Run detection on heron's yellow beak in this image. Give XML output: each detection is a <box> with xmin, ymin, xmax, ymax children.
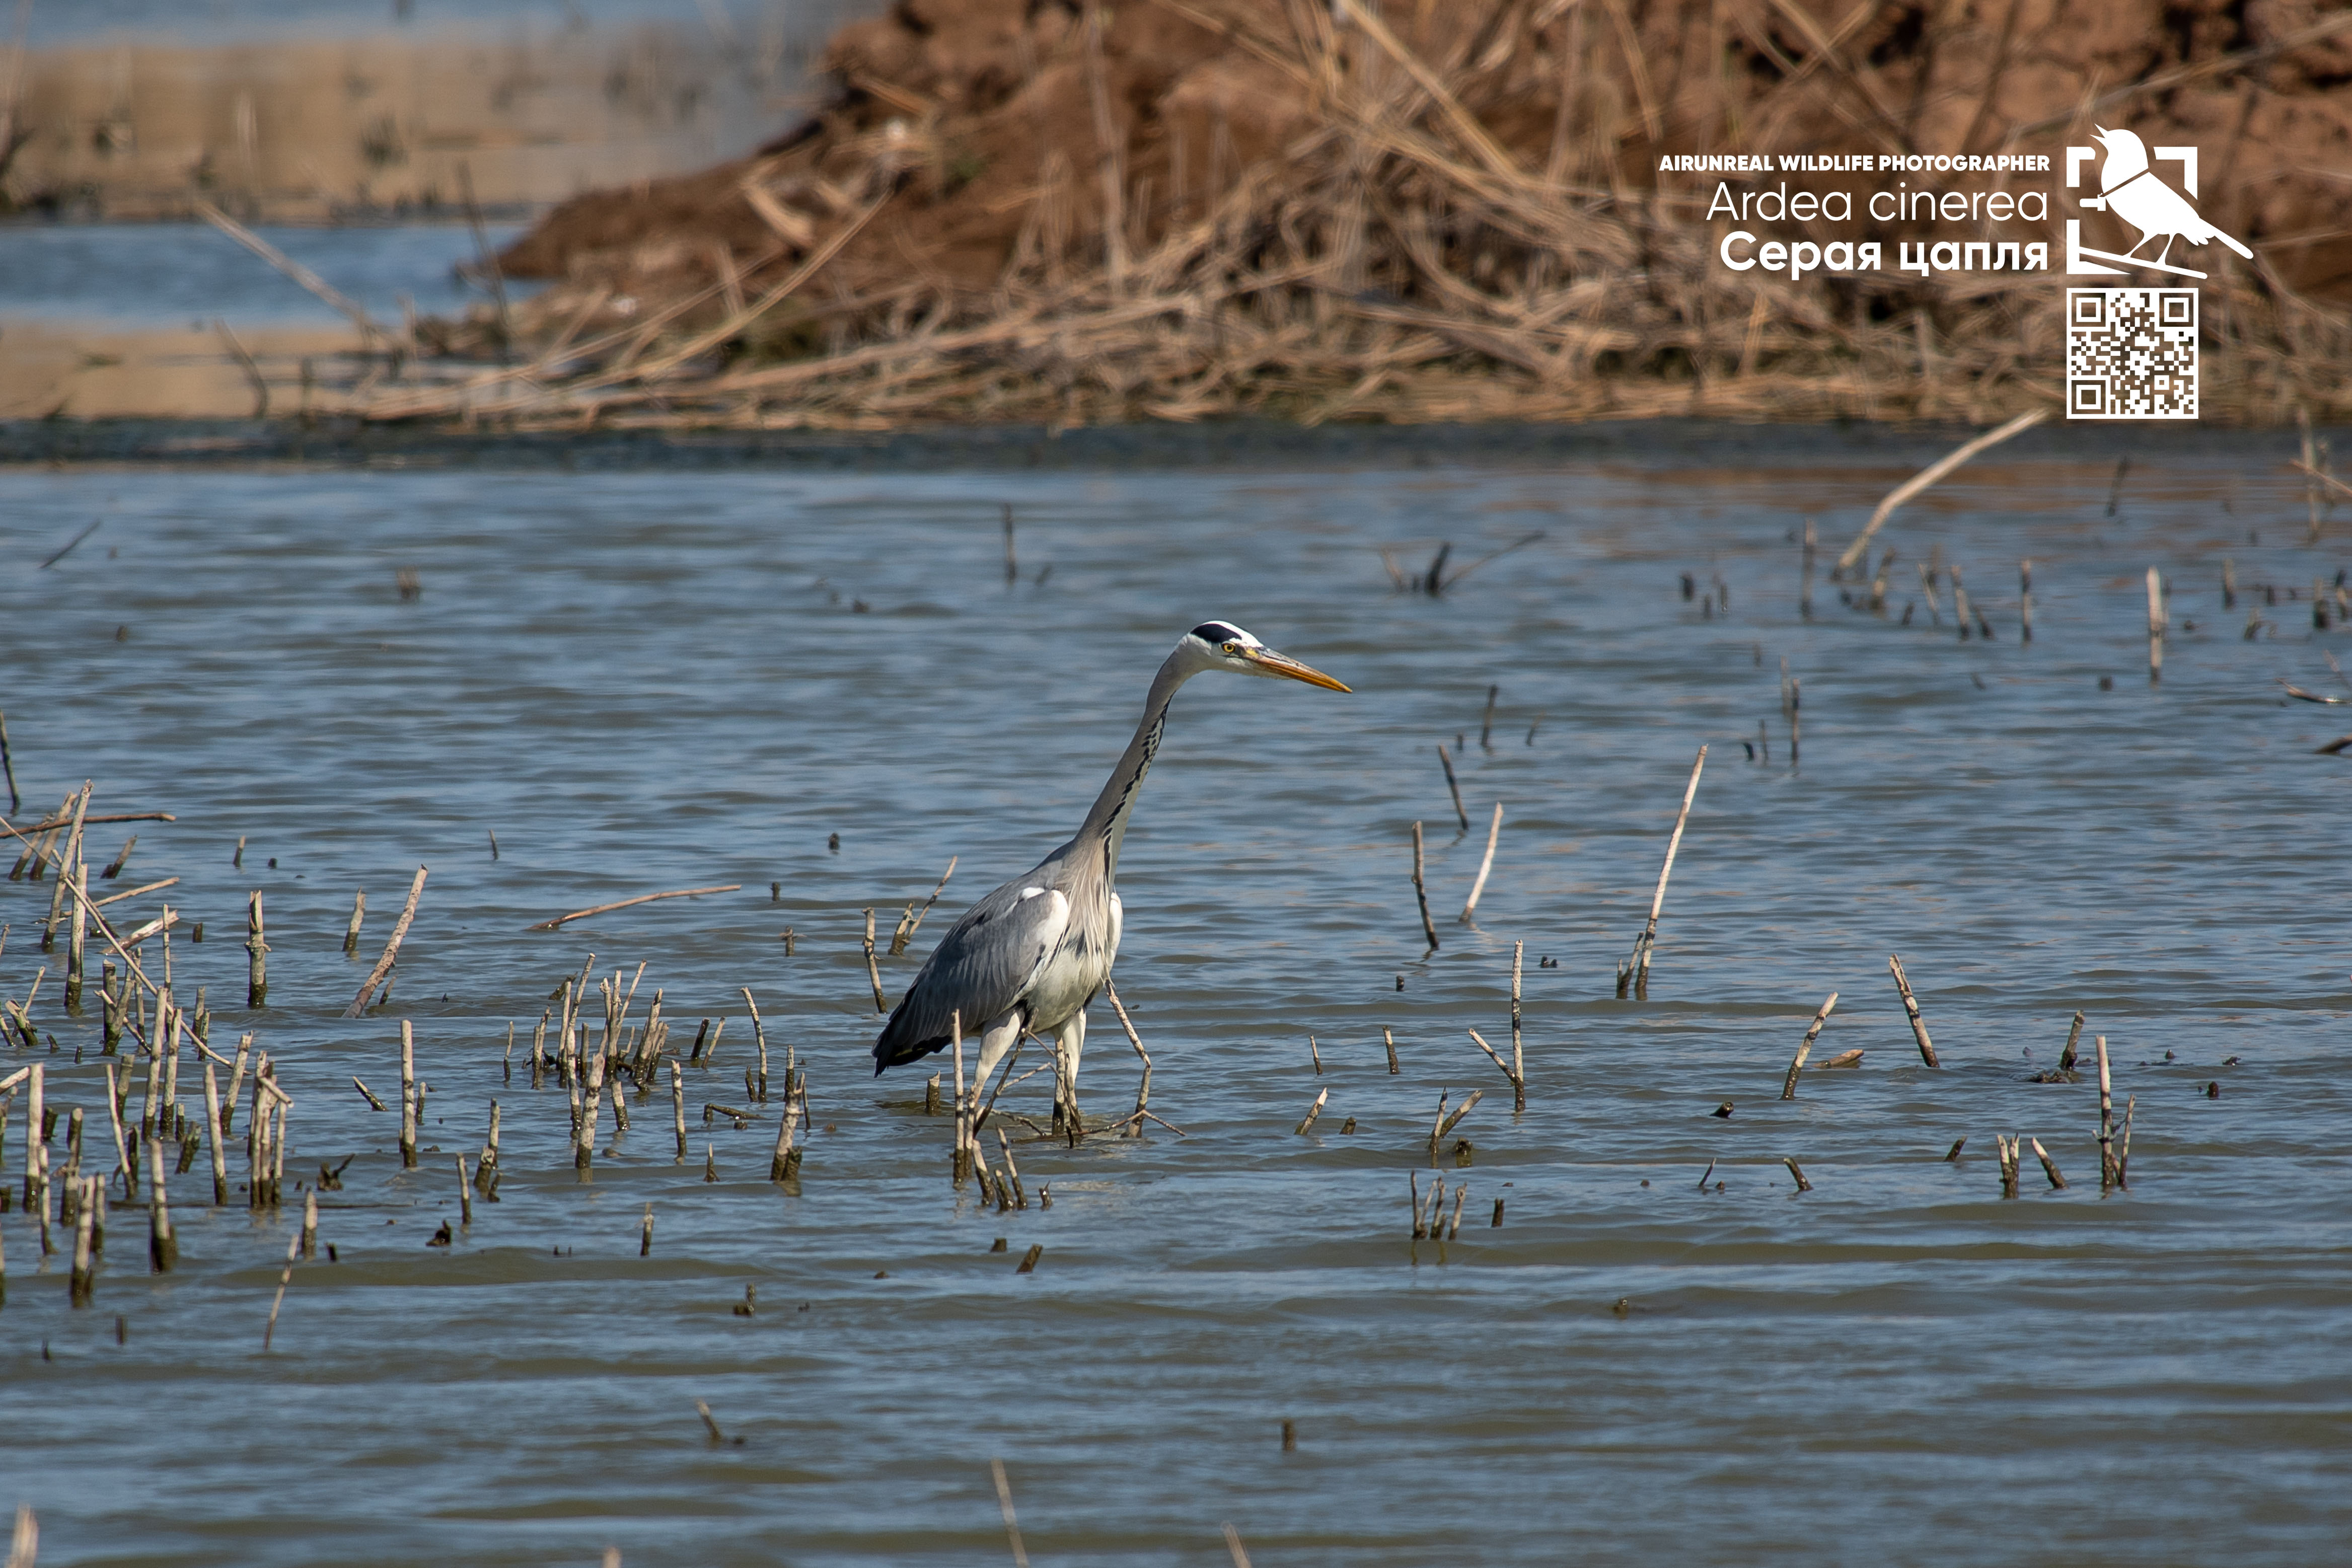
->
<box><xmin>1247</xmin><ymin>647</ymin><xmax>1352</xmax><ymax>692</ymax></box>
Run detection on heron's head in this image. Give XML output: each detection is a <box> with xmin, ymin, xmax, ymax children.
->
<box><xmin>1178</xmin><ymin>621</ymin><xmax>1351</xmax><ymax>691</ymax></box>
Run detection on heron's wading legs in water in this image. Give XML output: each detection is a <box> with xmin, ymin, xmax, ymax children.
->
<box><xmin>871</xmin><ymin>622</ymin><xmax>1350</xmax><ymax>1137</ymax></box>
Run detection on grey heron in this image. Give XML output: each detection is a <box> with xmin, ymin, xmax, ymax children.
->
<box><xmin>871</xmin><ymin>621</ymin><xmax>1350</xmax><ymax>1124</ymax></box>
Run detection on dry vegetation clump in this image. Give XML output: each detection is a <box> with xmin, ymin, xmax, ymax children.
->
<box><xmin>366</xmin><ymin>0</ymin><xmax>2352</xmax><ymax>429</ymax></box>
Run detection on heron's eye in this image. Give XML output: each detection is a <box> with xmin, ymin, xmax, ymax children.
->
<box><xmin>1222</xmin><ymin>641</ymin><xmax>1241</xmax><ymax>655</ymax></box>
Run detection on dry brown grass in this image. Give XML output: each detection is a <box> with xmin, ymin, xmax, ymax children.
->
<box><xmin>354</xmin><ymin>0</ymin><xmax>2352</xmax><ymax>430</ymax></box>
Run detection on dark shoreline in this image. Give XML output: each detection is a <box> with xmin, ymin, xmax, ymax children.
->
<box><xmin>0</xmin><ymin>417</ymin><xmax>2323</xmax><ymax>472</ymax></box>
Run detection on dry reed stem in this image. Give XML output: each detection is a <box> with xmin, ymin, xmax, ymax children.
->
<box><xmin>1625</xmin><ymin>745</ymin><xmax>1705</xmax><ymax>998</ymax></box>
<box><xmin>1887</xmin><ymin>954</ymin><xmax>1940</xmax><ymax>1069</ymax></box>
<box><xmin>1410</xmin><ymin>820</ymin><xmax>1439</xmax><ymax>952</ymax></box>
<box><xmin>1458</xmin><ymin>801</ymin><xmax>1503</xmax><ymax>922</ymax></box>
<box><xmin>344</xmin><ymin>866</ymin><xmax>425</xmax><ymax>1017</ymax></box>
<box><xmin>196</xmin><ymin>200</ymin><xmax>384</xmax><ymax>341</ymax></box>
<box><xmin>527</xmin><ymin>884</ymin><xmax>740</xmax><ymax>931</ymax></box>
<box><xmin>1832</xmin><ymin>411</ymin><xmax>2047</xmax><ymax>578</ymax></box>
<box><xmin>1780</xmin><ymin>992</ymin><xmax>1839</xmax><ymax>1099</ymax></box>
<box><xmin>327</xmin><ymin>0</ymin><xmax>2352</xmax><ymax>434</ymax></box>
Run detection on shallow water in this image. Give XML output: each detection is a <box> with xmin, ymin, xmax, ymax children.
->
<box><xmin>0</xmin><ymin>431</ymin><xmax>2348</xmax><ymax>1565</ymax></box>
<box><xmin>0</xmin><ymin>222</ymin><xmax>528</xmax><ymax>331</ymax></box>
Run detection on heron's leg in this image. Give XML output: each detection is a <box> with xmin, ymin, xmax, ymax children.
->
<box><xmin>1053</xmin><ymin>1010</ymin><xmax>1088</xmax><ymax>1139</ymax></box>
<box><xmin>967</xmin><ymin>1010</ymin><xmax>1023</xmax><ymax>1127</ymax></box>
<box><xmin>2155</xmin><ymin>233</ymin><xmax>2177</xmax><ymax>267</ymax></box>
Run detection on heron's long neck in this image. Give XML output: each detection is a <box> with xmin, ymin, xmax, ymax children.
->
<box><xmin>1076</xmin><ymin>650</ymin><xmax>1192</xmax><ymax>877</ymax></box>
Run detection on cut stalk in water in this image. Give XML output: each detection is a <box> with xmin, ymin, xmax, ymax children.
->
<box><xmin>1887</xmin><ymin>954</ymin><xmax>1940</xmax><ymax>1068</ymax></box>
<box><xmin>1410</xmin><ymin>820</ymin><xmax>1439</xmax><ymax>952</ymax></box>
<box><xmin>344</xmin><ymin>866</ymin><xmax>425</xmax><ymax>1016</ymax></box>
<box><xmin>1623</xmin><ymin>746</ymin><xmax>1706</xmax><ymax>999</ymax></box>
<box><xmin>1780</xmin><ymin>992</ymin><xmax>1839</xmax><ymax>1100</ymax></box>
<box><xmin>1832</xmin><ymin>410</ymin><xmax>2046</xmax><ymax>577</ymax></box>
<box><xmin>1459</xmin><ymin>802</ymin><xmax>1503</xmax><ymax>923</ymax></box>
<box><xmin>1436</xmin><ymin>743</ymin><xmax>1468</xmax><ymax>832</ymax></box>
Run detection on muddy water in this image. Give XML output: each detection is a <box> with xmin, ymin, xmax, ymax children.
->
<box><xmin>0</xmin><ymin>432</ymin><xmax>2347</xmax><ymax>1565</ymax></box>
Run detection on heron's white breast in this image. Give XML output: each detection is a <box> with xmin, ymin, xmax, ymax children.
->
<box><xmin>1022</xmin><ymin>888</ymin><xmax>1116</xmax><ymax>1029</ymax></box>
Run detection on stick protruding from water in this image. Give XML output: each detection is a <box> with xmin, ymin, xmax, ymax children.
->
<box><xmin>1621</xmin><ymin>746</ymin><xmax>1705</xmax><ymax>999</ymax></box>
<box><xmin>1887</xmin><ymin>954</ymin><xmax>1940</xmax><ymax>1068</ymax></box>
<box><xmin>1780</xmin><ymin>992</ymin><xmax>1839</xmax><ymax>1100</ymax></box>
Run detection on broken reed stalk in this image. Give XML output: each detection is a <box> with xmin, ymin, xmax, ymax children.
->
<box><xmin>671</xmin><ymin>1060</ymin><xmax>688</xmax><ymax>1160</ymax></box>
<box><xmin>145</xmin><ymin>1132</ymin><xmax>176</xmax><ymax>1272</ymax></box>
<box><xmin>992</xmin><ymin>1457</ymin><xmax>1032</xmax><ymax>1568</ymax></box>
<box><xmin>897</xmin><ymin>855</ymin><xmax>958</xmax><ymax>952</ymax></box>
<box><xmin>68</xmin><ymin>1175</ymin><xmax>95</xmax><ymax>1306</ymax></box>
<box><xmin>399</xmin><ymin>1020</ymin><xmax>418</xmax><ymax>1169</ymax></box>
<box><xmin>2060</xmin><ymin>1010</ymin><xmax>2085</xmax><ymax>1074</ymax></box>
<box><xmin>479</xmin><ymin>1102</ymin><xmax>501</xmax><ymax>1191</ymax></box>
<box><xmin>1832</xmin><ymin>411</ymin><xmax>2048</xmax><ymax>577</ymax></box>
<box><xmin>1465</xmin><ymin>1028</ymin><xmax>1524</xmax><ymax>1108</ymax></box>
<box><xmin>862</xmin><ymin>908</ymin><xmax>888</xmax><ymax>1012</ymax></box>
<box><xmin>1295</xmin><ymin>1087</ymin><xmax>1329</xmax><ymax>1135</ymax></box>
<box><xmin>41</xmin><ymin>782</ymin><xmax>89</xmax><ymax>951</ymax></box>
<box><xmin>1458</xmin><ymin>801</ymin><xmax>1503</xmax><ymax>923</ymax></box>
<box><xmin>1996</xmin><ymin>1134</ymin><xmax>2021</xmax><ymax>1197</ymax></box>
<box><xmin>1436</xmin><ymin>743</ymin><xmax>1468</xmax><ymax>832</ymax></box>
<box><xmin>202</xmin><ymin>1062</ymin><xmax>226</xmax><ymax>1204</ymax></box>
<box><xmin>741</xmin><ymin>987</ymin><xmax>769</xmax><ymax>1100</ymax></box>
<box><xmin>196</xmin><ymin>199</ymin><xmax>385</xmax><ymax>341</ymax></box>
<box><xmin>2116</xmin><ymin>1095</ymin><xmax>2135</xmax><ymax>1188</ymax></box>
<box><xmin>65</xmin><ymin>865</ymin><xmax>86</xmax><ymax>1011</ymax></box>
<box><xmin>1780</xmin><ymin>992</ymin><xmax>1840</xmax><ymax>1099</ymax></box>
<box><xmin>1623</xmin><ymin>746</ymin><xmax>1706</xmax><ymax>999</ymax></box>
<box><xmin>526</xmin><ymin>883</ymin><xmax>739</xmax><ymax>931</ymax></box>
<box><xmin>245</xmin><ymin>890</ymin><xmax>267</xmax><ymax>1009</ymax></box>
<box><xmin>344</xmin><ymin>866</ymin><xmax>426</xmax><ymax>1017</ymax></box>
<box><xmin>1104</xmin><ymin>978</ymin><xmax>1151</xmax><ymax>1132</ymax></box>
<box><xmin>2146</xmin><ymin>568</ymin><xmax>2166</xmax><ymax>686</ymax></box>
<box><xmin>261</xmin><ymin>1224</ymin><xmax>300</xmax><ymax>1351</ymax></box>
<box><xmin>1479</xmin><ymin>685</ymin><xmax>1498</xmax><ymax>751</ymax></box>
<box><xmin>1785</xmin><ymin>1157</ymin><xmax>1813</xmax><ymax>1192</ymax></box>
<box><xmin>2096</xmin><ymin>1034</ymin><xmax>2117</xmax><ymax>1187</ymax></box>
<box><xmin>1410</xmin><ymin>821</ymin><xmax>1439</xmax><ymax>952</ymax></box>
<box><xmin>1887</xmin><ymin>954</ymin><xmax>1941</xmax><ymax>1068</ymax></box>
<box><xmin>2028</xmin><ymin>1136</ymin><xmax>2067</xmax><ymax>1190</ymax></box>
<box><xmin>1429</xmin><ymin>1088</ymin><xmax>1482</xmax><ymax>1156</ymax></box>
<box><xmin>342</xmin><ymin>889</ymin><xmax>365</xmax><ymax>956</ymax></box>
<box><xmin>2020</xmin><ymin>559</ymin><xmax>2033</xmax><ymax>642</ymax></box>
<box><xmin>1384</xmin><ymin>1026</ymin><xmax>1400</xmax><ymax>1075</ymax></box>
<box><xmin>770</xmin><ymin>1073</ymin><xmax>805</xmax><ymax>1180</ymax></box>
<box><xmin>577</xmin><ymin>1042</ymin><xmax>605</xmax><ymax>1174</ymax></box>
<box><xmin>1510</xmin><ymin>941</ymin><xmax>1524</xmax><ymax>1110</ymax></box>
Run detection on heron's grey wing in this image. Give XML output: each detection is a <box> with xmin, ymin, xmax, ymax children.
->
<box><xmin>871</xmin><ymin>874</ymin><xmax>1070</xmax><ymax>1073</ymax></box>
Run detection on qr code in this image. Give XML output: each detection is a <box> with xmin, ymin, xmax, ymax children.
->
<box><xmin>2066</xmin><ymin>288</ymin><xmax>2197</xmax><ymax>420</ymax></box>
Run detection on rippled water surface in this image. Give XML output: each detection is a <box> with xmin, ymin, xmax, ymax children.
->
<box><xmin>0</xmin><ymin>430</ymin><xmax>2347</xmax><ymax>1565</ymax></box>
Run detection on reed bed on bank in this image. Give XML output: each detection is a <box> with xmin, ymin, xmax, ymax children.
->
<box><xmin>312</xmin><ymin>0</ymin><xmax>2352</xmax><ymax>431</ymax></box>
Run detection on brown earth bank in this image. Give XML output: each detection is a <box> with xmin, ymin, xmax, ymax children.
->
<box><xmin>361</xmin><ymin>0</ymin><xmax>2352</xmax><ymax>428</ymax></box>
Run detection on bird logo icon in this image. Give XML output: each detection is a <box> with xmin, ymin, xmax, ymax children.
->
<box><xmin>2066</xmin><ymin>127</ymin><xmax>2250</xmax><ymax>279</ymax></box>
